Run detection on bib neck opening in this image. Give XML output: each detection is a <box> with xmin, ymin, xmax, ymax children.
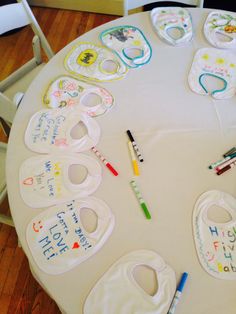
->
<box><xmin>122</xmin><ymin>47</ymin><xmax>144</xmax><ymax>61</ymax></box>
<box><xmin>81</xmin><ymin>92</ymin><xmax>102</xmax><ymax>108</ymax></box>
<box><xmin>132</xmin><ymin>264</ymin><xmax>158</xmax><ymax>297</ymax></box>
<box><xmin>70</xmin><ymin>121</ymin><xmax>88</xmax><ymax>139</ymax></box>
<box><xmin>166</xmin><ymin>26</ymin><xmax>185</xmax><ymax>40</ymax></box>
<box><xmin>79</xmin><ymin>206</ymin><xmax>98</xmax><ymax>233</ymax></box>
<box><xmin>199</xmin><ymin>73</ymin><xmax>227</xmax><ymax>96</ymax></box>
<box><xmin>99</xmin><ymin>59</ymin><xmax>119</xmax><ymax>74</ymax></box>
<box><xmin>68</xmin><ymin>164</ymin><xmax>88</xmax><ymax>185</ymax></box>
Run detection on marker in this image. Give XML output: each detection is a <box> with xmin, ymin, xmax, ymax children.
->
<box><xmin>223</xmin><ymin>147</ymin><xmax>236</xmax><ymax>158</ymax></box>
<box><xmin>208</xmin><ymin>152</ymin><xmax>236</xmax><ymax>169</ymax></box>
<box><xmin>168</xmin><ymin>272</ymin><xmax>188</xmax><ymax>314</ymax></box>
<box><xmin>215</xmin><ymin>156</ymin><xmax>236</xmax><ymax>171</ymax></box>
<box><xmin>128</xmin><ymin>141</ymin><xmax>139</xmax><ymax>176</ymax></box>
<box><xmin>126</xmin><ymin>130</ymin><xmax>144</xmax><ymax>162</ymax></box>
<box><xmin>216</xmin><ymin>160</ymin><xmax>236</xmax><ymax>176</ymax></box>
<box><xmin>91</xmin><ymin>146</ymin><xmax>118</xmax><ymax>176</ymax></box>
<box><xmin>130</xmin><ymin>179</ymin><xmax>151</xmax><ymax>219</ymax></box>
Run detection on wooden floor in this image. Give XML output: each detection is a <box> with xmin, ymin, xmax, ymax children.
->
<box><xmin>0</xmin><ymin>6</ymin><xmax>117</xmax><ymax>313</ymax></box>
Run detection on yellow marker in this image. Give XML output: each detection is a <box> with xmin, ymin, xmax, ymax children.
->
<box><xmin>128</xmin><ymin>141</ymin><xmax>139</xmax><ymax>176</ymax></box>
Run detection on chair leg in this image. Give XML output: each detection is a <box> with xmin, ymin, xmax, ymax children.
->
<box><xmin>0</xmin><ymin>117</ymin><xmax>11</xmax><ymax>137</ymax></box>
<box><xmin>0</xmin><ymin>213</ymin><xmax>14</xmax><ymax>227</ymax></box>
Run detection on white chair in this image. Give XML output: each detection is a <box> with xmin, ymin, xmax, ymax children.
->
<box><xmin>0</xmin><ymin>141</ymin><xmax>14</xmax><ymax>226</ymax></box>
<box><xmin>0</xmin><ymin>0</ymin><xmax>54</xmax><ymax>227</ymax></box>
<box><xmin>123</xmin><ymin>0</ymin><xmax>204</xmax><ymax>15</ymax></box>
<box><xmin>0</xmin><ymin>0</ymin><xmax>54</xmax><ymax>130</ymax></box>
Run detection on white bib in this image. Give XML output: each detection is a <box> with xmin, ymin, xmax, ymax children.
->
<box><xmin>84</xmin><ymin>250</ymin><xmax>176</xmax><ymax>314</ymax></box>
<box><xmin>193</xmin><ymin>190</ymin><xmax>236</xmax><ymax>280</ymax></box>
<box><xmin>24</xmin><ymin>107</ymin><xmax>100</xmax><ymax>153</ymax></box>
<box><xmin>19</xmin><ymin>154</ymin><xmax>101</xmax><ymax>208</ymax></box>
<box><xmin>204</xmin><ymin>11</ymin><xmax>236</xmax><ymax>49</ymax></box>
<box><xmin>26</xmin><ymin>197</ymin><xmax>115</xmax><ymax>275</ymax></box>
<box><xmin>188</xmin><ymin>48</ymin><xmax>236</xmax><ymax>99</ymax></box>
<box><xmin>150</xmin><ymin>7</ymin><xmax>193</xmax><ymax>46</ymax></box>
<box><xmin>43</xmin><ymin>75</ymin><xmax>114</xmax><ymax>116</ymax></box>
<box><xmin>64</xmin><ymin>42</ymin><xmax>128</xmax><ymax>82</ymax></box>
<box><xmin>99</xmin><ymin>26</ymin><xmax>152</xmax><ymax>68</ymax></box>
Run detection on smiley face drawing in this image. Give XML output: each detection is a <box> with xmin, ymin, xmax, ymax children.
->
<box><xmin>32</xmin><ymin>220</ymin><xmax>43</xmax><ymax>233</ymax></box>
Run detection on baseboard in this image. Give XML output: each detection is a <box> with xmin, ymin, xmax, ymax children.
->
<box><xmin>28</xmin><ymin>0</ymin><xmax>125</xmax><ymax>16</ymax></box>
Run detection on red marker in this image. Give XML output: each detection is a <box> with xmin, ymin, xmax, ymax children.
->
<box><xmin>91</xmin><ymin>147</ymin><xmax>118</xmax><ymax>176</ymax></box>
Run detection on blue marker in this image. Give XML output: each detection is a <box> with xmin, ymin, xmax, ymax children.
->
<box><xmin>167</xmin><ymin>272</ymin><xmax>188</xmax><ymax>314</ymax></box>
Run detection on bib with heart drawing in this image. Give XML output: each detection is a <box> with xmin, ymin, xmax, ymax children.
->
<box><xmin>84</xmin><ymin>250</ymin><xmax>176</xmax><ymax>314</ymax></box>
<box><xmin>193</xmin><ymin>190</ymin><xmax>236</xmax><ymax>280</ymax></box>
<box><xmin>19</xmin><ymin>153</ymin><xmax>101</xmax><ymax>208</ymax></box>
<box><xmin>26</xmin><ymin>197</ymin><xmax>115</xmax><ymax>275</ymax></box>
<box><xmin>43</xmin><ymin>75</ymin><xmax>114</xmax><ymax>116</ymax></box>
<box><xmin>99</xmin><ymin>26</ymin><xmax>152</xmax><ymax>68</ymax></box>
<box><xmin>24</xmin><ymin>107</ymin><xmax>100</xmax><ymax>153</ymax></box>
<box><xmin>204</xmin><ymin>11</ymin><xmax>236</xmax><ymax>49</ymax></box>
<box><xmin>150</xmin><ymin>7</ymin><xmax>193</xmax><ymax>46</ymax></box>
<box><xmin>188</xmin><ymin>48</ymin><xmax>236</xmax><ymax>99</ymax></box>
<box><xmin>64</xmin><ymin>42</ymin><xmax>128</xmax><ymax>82</ymax></box>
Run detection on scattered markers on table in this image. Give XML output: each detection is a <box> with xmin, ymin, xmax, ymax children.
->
<box><xmin>91</xmin><ymin>146</ymin><xmax>118</xmax><ymax>176</ymax></box>
<box><xmin>126</xmin><ymin>130</ymin><xmax>144</xmax><ymax>162</ymax></box>
<box><xmin>167</xmin><ymin>272</ymin><xmax>188</xmax><ymax>314</ymax></box>
<box><xmin>208</xmin><ymin>149</ymin><xmax>236</xmax><ymax>175</ymax></box>
<box><xmin>128</xmin><ymin>141</ymin><xmax>139</xmax><ymax>176</ymax></box>
<box><xmin>130</xmin><ymin>179</ymin><xmax>151</xmax><ymax>219</ymax></box>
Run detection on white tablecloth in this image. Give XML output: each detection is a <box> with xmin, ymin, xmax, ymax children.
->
<box><xmin>6</xmin><ymin>8</ymin><xmax>236</xmax><ymax>314</ymax></box>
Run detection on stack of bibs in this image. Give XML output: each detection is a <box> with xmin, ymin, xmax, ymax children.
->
<box><xmin>188</xmin><ymin>48</ymin><xmax>236</xmax><ymax>99</ymax></box>
<box><xmin>84</xmin><ymin>250</ymin><xmax>176</xmax><ymax>314</ymax></box>
<box><xmin>43</xmin><ymin>75</ymin><xmax>114</xmax><ymax>116</ymax></box>
<box><xmin>193</xmin><ymin>190</ymin><xmax>236</xmax><ymax>280</ymax></box>
<box><xmin>150</xmin><ymin>7</ymin><xmax>193</xmax><ymax>46</ymax></box>
<box><xmin>26</xmin><ymin>197</ymin><xmax>114</xmax><ymax>274</ymax></box>
<box><xmin>21</xmin><ymin>98</ymin><xmax>115</xmax><ymax>273</ymax></box>
<box><xmin>99</xmin><ymin>26</ymin><xmax>152</xmax><ymax>68</ymax></box>
<box><xmin>204</xmin><ymin>11</ymin><xmax>236</xmax><ymax>49</ymax></box>
<box><xmin>64</xmin><ymin>42</ymin><xmax>128</xmax><ymax>82</ymax></box>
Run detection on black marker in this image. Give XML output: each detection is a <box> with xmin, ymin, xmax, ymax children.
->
<box><xmin>126</xmin><ymin>130</ymin><xmax>144</xmax><ymax>162</ymax></box>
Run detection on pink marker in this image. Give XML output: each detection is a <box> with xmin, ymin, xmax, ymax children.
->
<box><xmin>91</xmin><ymin>147</ymin><xmax>118</xmax><ymax>176</ymax></box>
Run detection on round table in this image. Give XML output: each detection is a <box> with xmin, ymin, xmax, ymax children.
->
<box><xmin>6</xmin><ymin>8</ymin><xmax>236</xmax><ymax>314</ymax></box>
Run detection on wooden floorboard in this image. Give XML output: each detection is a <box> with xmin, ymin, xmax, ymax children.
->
<box><xmin>0</xmin><ymin>5</ymin><xmax>117</xmax><ymax>313</ymax></box>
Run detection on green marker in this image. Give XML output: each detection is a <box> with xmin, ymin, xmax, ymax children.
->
<box><xmin>130</xmin><ymin>179</ymin><xmax>151</xmax><ymax>219</ymax></box>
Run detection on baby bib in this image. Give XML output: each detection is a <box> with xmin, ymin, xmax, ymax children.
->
<box><xmin>188</xmin><ymin>48</ymin><xmax>236</xmax><ymax>99</ymax></box>
<box><xmin>150</xmin><ymin>7</ymin><xmax>193</xmax><ymax>46</ymax></box>
<box><xmin>99</xmin><ymin>25</ymin><xmax>152</xmax><ymax>68</ymax></box>
<box><xmin>26</xmin><ymin>197</ymin><xmax>115</xmax><ymax>275</ymax></box>
<box><xmin>64</xmin><ymin>42</ymin><xmax>128</xmax><ymax>82</ymax></box>
<box><xmin>204</xmin><ymin>11</ymin><xmax>236</xmax><ymax>49</ymax></box>
<box><xmin>84</xmin><ymin>250</ymin><xmax>176</xmax><ymax>314</ymax></box>
<box><xmin>24</xmin><ymin>107</ymin><xmax>100</xmax><ymax>153</ymax></box>
<box><xmin>19</xmin><ymin>153</ymin><xmax>101</xmax><ymax>208</ymax></box>
<box><xmin>43</xmin><ymin>75</ymin><xmax>114</xmax><ymax>116</ymax></box>
<box><xmin>193</xmin><ymin>190</ymin><xmax>236</xmax><ymax>280</ymax></box>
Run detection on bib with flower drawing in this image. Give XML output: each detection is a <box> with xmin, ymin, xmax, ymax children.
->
<box><xmin>193</xmin><ymin>190</ymin><xmax>236</xmax><ymax>280</ymax></box>
<box><xmin>19</xmin><ymin>154</ymin><xmax>101</xmax><ymax>208</ymax></box>
<box><xmin>64</xmin><ymin>42</ymin><xmax>128</xmax><ymax>82</ymax></box>
<box><xmin>84</xmin><ymin>250</ymin><xmax>176</xmax><ymax>314</ymax></box>
<box><xmin>24</xmin><ymin>107</ymin><xmax>100</xmax><ymax>153</ymax></box>
<box><xmin>188</xmin><ymin>48</ymin><xmax>236</xmax><ymax>99</ymax></box>
<box><xmin>99</xmin><ymin>26</ymin><xmax>152</xmax><ymax>68</ymax></box>
<box><xmin>26</xmin><ymin>197</ymin><xmax>115</xmax><ymax>275</ymax></box>
<box><xmin>43</xmin><ymin>75</ymin><xmax>114</xmax><ymax>116</ymax></box>
<box><xmin>150</xmin><ymin>7</ymin><xmax>193</xmax><ymax>46</ymax></box>
<box><xmin>204</xmin><ymin>11</ymin><xmax>236</xmax><ymax>49</ymax></box>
